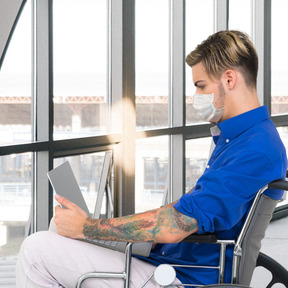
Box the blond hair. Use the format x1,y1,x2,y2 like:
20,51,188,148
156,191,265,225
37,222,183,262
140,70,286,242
186,30,258,88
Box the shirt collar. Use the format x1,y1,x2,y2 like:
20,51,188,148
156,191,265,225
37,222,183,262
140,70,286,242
215,106,270,141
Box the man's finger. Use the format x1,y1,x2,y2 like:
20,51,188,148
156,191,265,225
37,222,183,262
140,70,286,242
55,194,76,209
54,204,62,211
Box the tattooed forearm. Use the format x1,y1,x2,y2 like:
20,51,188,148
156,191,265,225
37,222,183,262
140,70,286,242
83,217,156,242
82,206,198,243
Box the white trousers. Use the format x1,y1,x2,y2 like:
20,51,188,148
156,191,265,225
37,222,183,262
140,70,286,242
16,222,181,288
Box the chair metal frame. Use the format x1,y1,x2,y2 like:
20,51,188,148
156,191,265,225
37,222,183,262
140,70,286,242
76,179,288,288
231,183,269,284
76,242,133,288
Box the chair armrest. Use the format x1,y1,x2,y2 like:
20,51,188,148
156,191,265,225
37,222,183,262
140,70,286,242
182,233,217,243
268,179,288,191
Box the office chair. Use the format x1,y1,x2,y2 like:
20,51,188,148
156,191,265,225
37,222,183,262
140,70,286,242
76,178,288,288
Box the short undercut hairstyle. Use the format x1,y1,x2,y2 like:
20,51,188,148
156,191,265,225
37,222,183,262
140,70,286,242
186,30,258,89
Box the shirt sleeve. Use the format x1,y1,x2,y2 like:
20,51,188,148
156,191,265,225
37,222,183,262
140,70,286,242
173,149,282,234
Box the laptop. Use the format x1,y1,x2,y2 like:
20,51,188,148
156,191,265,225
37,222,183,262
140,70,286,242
47,161,153,257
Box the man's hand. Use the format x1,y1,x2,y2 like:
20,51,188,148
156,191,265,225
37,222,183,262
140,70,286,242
54,194,88,239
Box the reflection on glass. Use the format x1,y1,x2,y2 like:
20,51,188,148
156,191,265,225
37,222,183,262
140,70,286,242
0,153,32,259
0,0,31,145
135,0,169,130
229,0,252,37
271,0,288,115
185,0,214,125
53,152,108,216
135,136,169,213
53,0,108,139
186,137,211,191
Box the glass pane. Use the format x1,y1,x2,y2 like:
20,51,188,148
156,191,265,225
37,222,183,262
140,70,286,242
0,153,32,287
135,136,169,213
186,137,211,191
53,0,108,139
185,0,214,125
229,0,252,36
0,1,32,145
53,152,110,217
271,0,288,115
135,0,169,130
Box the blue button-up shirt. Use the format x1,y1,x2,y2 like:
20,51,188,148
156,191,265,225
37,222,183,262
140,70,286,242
138,106,287,286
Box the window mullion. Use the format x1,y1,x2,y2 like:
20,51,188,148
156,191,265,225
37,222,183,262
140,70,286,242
32,0,53,232
215,0,229,31
253,0,271,110
112,0,135,216
170,0,185,202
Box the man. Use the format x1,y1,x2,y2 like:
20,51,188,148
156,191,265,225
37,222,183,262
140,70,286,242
16,30,287,287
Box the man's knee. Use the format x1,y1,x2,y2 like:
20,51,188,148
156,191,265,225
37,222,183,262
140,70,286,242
19,231,52,260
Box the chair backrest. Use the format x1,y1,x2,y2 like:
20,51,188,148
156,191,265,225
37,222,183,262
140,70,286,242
236,178,288,285
238,194,278,285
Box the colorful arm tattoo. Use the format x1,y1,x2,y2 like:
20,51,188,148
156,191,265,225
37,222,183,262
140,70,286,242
83,207,198,243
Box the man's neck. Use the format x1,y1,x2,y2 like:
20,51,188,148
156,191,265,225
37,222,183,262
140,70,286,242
222,87,260,121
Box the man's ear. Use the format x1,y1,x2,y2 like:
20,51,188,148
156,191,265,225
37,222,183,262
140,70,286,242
222,69,237,90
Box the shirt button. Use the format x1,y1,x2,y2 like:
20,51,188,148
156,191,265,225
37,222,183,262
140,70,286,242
226,139,230,143
207,165,210,169
162,252,165,256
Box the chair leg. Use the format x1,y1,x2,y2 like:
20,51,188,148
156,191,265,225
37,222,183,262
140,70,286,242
76,243,133,288
124,243,133,288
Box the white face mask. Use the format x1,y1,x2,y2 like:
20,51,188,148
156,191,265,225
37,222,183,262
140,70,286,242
192,93,224,123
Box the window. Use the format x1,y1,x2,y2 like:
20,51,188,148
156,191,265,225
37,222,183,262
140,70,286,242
0,0,31,145
271,0,288,116
186,137,211,190
0,153,32,259
53,0,108,139
185,0,214,125
135,136,169,212
135,0,169,130
0,1,32,282
229,0,252,36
